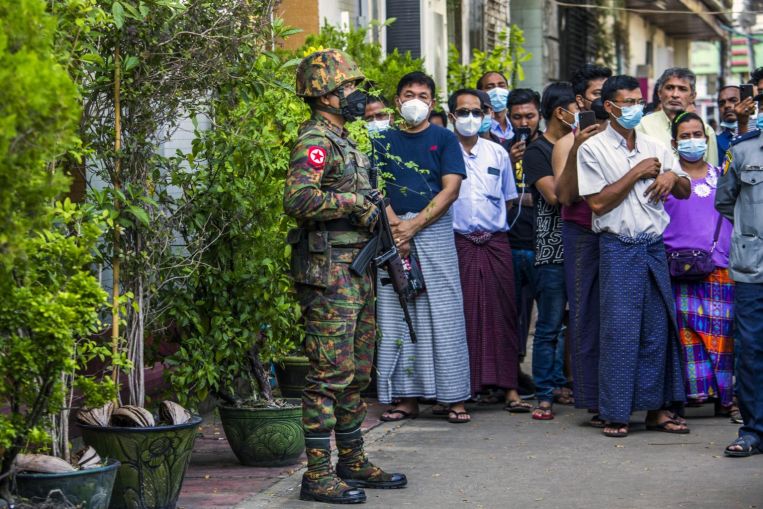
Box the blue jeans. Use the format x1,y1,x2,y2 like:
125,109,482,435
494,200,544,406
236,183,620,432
512,249,536,359
734,282,763,444
532,263,567,403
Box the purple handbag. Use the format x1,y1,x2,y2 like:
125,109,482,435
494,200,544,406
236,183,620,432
666,216,723,282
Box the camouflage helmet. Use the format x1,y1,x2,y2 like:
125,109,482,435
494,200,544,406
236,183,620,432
295,49,365,98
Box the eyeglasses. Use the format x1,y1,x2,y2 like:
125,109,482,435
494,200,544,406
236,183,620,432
611,99,646,107
453,108,485,118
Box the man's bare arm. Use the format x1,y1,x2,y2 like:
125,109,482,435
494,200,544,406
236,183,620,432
585,158,660,216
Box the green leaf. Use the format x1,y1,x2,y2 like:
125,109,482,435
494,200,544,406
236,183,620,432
81,53,105,65
124,55,139,71
127,205,150,226
112,1,125,28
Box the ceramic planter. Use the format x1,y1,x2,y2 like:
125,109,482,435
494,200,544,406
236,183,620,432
274,356,309,398
15,458,120,509
80,415,201,509
219,400,304,467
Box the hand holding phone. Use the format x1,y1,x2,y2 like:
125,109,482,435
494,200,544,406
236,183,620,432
740,84,754,101
578,110,597,131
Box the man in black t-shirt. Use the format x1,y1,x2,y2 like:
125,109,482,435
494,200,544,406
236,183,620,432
505,89,542,369
522,82,579,420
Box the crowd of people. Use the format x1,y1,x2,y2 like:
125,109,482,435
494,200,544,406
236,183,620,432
364,64,762,451
284,48,763,504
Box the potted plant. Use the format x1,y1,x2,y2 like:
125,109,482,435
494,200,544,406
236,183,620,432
0,2,118,506
274,350,310,399
164,41,307,468
49,2,281,507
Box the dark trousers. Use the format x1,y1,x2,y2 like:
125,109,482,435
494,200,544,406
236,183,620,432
735,282,763,443
512,248,536,359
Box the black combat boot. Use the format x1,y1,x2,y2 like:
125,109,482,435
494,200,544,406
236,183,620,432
335,427,407,489
300,435,366,504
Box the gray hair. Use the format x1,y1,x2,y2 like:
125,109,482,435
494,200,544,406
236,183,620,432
656,67,696,93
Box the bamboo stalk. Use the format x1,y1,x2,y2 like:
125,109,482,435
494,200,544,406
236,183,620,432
111,45,122,389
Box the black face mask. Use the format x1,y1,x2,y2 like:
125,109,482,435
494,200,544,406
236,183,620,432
339,88,367,121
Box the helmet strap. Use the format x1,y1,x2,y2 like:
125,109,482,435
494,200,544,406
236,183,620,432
313,84,348,118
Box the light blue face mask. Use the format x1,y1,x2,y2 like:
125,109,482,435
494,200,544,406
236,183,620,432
488,87,509,112
613,103,644,130
719,120,738,130
561,108,579,130
676,138,707,162
756,115,763,130
478,115,492,134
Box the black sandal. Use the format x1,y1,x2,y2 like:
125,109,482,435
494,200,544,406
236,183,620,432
603,422,629,438
724,436,760,458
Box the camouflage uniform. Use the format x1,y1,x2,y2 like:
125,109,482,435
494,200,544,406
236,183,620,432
284,49,406,504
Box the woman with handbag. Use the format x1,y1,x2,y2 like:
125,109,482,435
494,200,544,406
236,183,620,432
664,111,736,417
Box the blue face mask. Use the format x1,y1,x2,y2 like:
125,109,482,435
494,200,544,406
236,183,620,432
562,108,579,130
676,138,707,162
613,103,644,130
719,120,738,131
756,115,763,130
488,87,509,112
478,115,492,134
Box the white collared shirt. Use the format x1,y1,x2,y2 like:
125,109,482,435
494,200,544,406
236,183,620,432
577,124,688,237
452,137,518,234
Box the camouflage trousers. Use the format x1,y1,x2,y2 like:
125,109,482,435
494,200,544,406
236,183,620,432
297,247,375,435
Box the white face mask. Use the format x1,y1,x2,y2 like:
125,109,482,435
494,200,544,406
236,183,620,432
455,114,482,137
399,98,431,126
366,118,390,133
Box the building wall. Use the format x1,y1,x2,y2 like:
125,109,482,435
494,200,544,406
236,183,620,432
277,0,319,51
510,0,546,92
420,0,449,100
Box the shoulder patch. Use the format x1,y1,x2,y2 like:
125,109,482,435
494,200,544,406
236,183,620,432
730,128,761,146
307,146,327,169
722,149,733,175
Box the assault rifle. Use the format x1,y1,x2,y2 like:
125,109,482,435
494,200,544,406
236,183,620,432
350,177,417,343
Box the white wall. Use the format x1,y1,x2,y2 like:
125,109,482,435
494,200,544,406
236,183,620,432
420,0,449,101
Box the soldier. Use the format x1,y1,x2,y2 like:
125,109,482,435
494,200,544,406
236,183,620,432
284,49,407,504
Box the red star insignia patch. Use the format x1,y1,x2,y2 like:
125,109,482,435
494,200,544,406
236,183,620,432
307,146,327,169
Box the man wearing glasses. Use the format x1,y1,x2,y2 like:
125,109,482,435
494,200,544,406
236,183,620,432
448,89,528,412
577,75,691,438
638,67,719,165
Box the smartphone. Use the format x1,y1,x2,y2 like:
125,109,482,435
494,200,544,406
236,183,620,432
513,127,532,144
740,84,754,101
578,110,597,130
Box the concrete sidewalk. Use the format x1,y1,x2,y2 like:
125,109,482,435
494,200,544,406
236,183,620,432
238,403,763,509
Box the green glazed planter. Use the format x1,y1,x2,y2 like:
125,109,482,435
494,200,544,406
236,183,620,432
274,356,309,398
219,400,304,467
80,415,202,509
15,458,120,509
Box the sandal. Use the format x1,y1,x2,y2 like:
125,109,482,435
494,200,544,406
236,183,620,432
505,400,532,413
724,435,760,458
531,402,554,420
478,393,502,405
447,410,471,424
380,408,418,422
646,418,690,434
603,422,629,438
589,414,606,428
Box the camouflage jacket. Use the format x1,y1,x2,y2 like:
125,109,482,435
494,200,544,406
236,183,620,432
284,113,373,245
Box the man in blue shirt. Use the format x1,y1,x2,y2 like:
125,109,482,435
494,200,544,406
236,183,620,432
716,86,741,156
375,71,473,424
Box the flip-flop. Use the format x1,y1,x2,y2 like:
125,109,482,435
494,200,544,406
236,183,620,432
447,410,471,424
589,414,606,428
603,423,629,438
724,435,760,458
646,419,690,434
380,409,418,422
505,400,532,413
531,405,554,420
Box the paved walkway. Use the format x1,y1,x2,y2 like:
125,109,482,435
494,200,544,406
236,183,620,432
237,403,763,509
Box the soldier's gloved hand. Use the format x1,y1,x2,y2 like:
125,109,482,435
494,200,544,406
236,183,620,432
364,189,383,206
352,194,381,232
